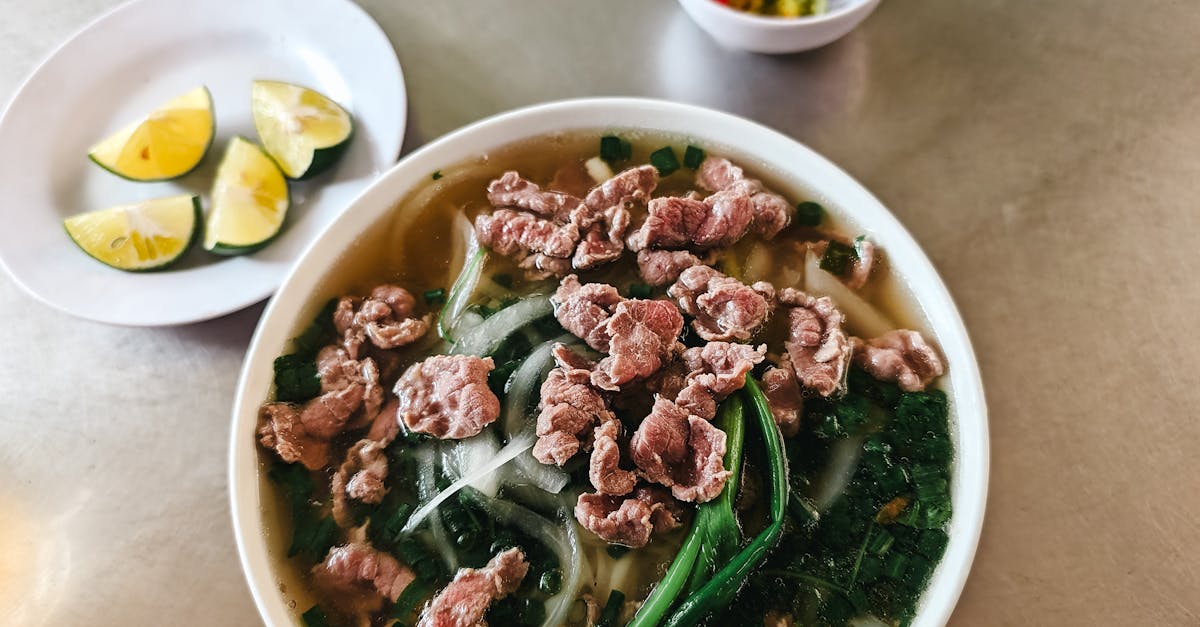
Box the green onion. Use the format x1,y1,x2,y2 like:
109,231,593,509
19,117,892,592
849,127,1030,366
795,201,823,227
432,170,443,180
598,589,626,627
683,145,705,169
301,605,331,627
819,240,858,276
627,283,653,299
627,523,704,626
650,147,681,176
423,288,446,306
493,273,514,289
686,397,746,594
599,135,624,162
659,377,788,627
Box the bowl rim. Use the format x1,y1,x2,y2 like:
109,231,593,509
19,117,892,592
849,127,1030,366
229,96,989,627
679,0,877,28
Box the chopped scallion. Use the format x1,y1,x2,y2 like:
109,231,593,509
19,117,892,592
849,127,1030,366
432,170,443,180
599,135,623,162
649,146,681,176
423,288,446,305
820,240,858,276
683,145,705,169
606,544,630,559
795,201,824,227
628,283,652,299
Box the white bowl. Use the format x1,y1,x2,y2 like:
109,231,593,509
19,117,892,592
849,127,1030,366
677,0,882,54
229,97,988,627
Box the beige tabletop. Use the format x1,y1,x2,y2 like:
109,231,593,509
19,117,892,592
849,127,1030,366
2,0,1199,625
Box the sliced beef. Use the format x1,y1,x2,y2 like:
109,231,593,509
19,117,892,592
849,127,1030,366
675,342,767,420
479,166,655,277
487,170,581,221
762,363,803,437
417,548,529,627
668,266,775,342
257,345,382,470
577,164,658,227
591,299,684,391
366,398,401,444
573,205,630,270
331,439,389,527
256,403,329,470
852,330,945,392
696,156,792,239
532,345,616,466
316,345,383,429
518,251,574,280
630,398,731,502
312,542,416,615
334,285,430,359
474,208,580,260
589,418,637,495
626,186,754,252
808,237,877,291
395,355,501,439
779,288,853,397
552,275,623,352
637,249,704,287
574,485,685,547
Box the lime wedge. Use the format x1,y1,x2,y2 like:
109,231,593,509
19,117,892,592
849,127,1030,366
63,195,201,271
88,86,214,181
251,80,353,180
204,136,289,255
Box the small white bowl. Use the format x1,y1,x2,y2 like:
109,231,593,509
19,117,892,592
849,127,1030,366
230,97,987,627
677,0,882,54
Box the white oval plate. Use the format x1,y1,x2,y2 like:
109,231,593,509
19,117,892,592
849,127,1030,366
230,98,988,627
0,0,405,326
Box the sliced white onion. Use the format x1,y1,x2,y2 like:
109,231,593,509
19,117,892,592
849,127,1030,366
441,431,503,498
450,295,554,357
413,444,457,571
438,248,487,342
804,250,895,338
585,156,615,183
465,492,585,627
402,432,536,534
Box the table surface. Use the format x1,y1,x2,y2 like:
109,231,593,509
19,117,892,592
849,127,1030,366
3,1,1199,625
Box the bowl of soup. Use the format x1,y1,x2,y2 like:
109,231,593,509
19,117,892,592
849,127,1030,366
229,98,988,627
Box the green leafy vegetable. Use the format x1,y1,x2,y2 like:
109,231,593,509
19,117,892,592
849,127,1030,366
650,146,681,176
273,354,320,402
301,605,331,627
